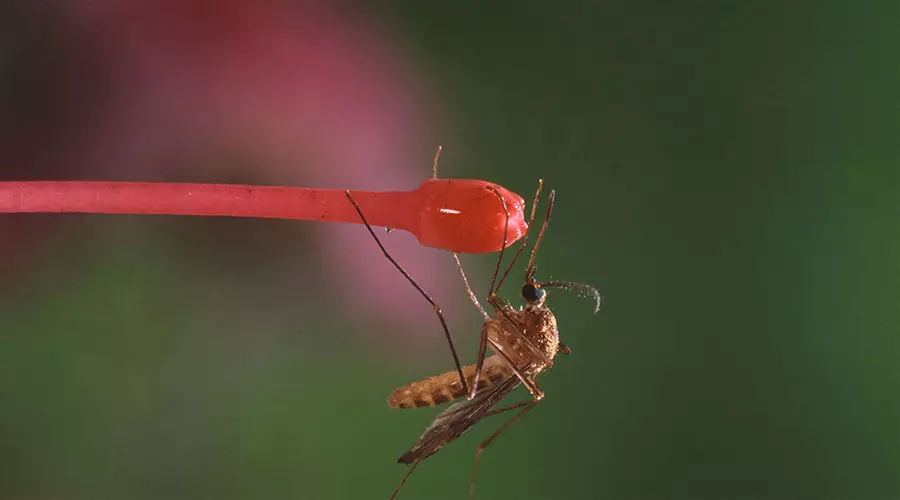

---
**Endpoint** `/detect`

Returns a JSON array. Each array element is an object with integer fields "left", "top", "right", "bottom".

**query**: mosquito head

[
  {"left": 490, "top": 186, "right": 601, "bottom": 315},
  {"left": 521, "top": 282, "right": 547, "bottom": 307}
]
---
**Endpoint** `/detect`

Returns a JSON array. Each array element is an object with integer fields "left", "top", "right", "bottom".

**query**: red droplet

[{"left": 408, "top": 179, "right": 527, "bottom": 254}]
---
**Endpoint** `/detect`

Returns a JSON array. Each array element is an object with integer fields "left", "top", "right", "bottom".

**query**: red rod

[{"left": 0, "top": 179, "right": 527, "bottom": 254}]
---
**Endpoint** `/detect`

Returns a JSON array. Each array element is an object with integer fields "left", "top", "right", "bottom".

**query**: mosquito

[{"left": 345, "top": 163, "right": 600, "bottom": 499}]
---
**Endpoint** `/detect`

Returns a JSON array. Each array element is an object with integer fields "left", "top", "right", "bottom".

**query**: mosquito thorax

[{"left": 488, "top": 298, "right": 560, "bottom": 371}]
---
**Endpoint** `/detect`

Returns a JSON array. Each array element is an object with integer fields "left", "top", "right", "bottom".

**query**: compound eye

[{"left": 522, "top": 284, "right": 545, "bottom": 302}]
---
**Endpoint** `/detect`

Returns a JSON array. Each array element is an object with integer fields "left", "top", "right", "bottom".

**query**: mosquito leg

[
  {"left": 486, "top": 293, "right": 508, "bottom": 310},
  {"left": 453, "top": 253, "right": 489, "bottom": 320},
  {"left": 486, "top": 187, "right": 511, "bottom": 296},
  {"left": 487, "top": 338, "right": 544, "bottom": 400},
  {"left": 480, "top": 399, "right": 533, "bottom": 418},
  {"left": 345, "top": 191, "right": 469, "bottom": 395},
  {"left": 390, "top": 458, "right": 422, "bottom": 500},
  {"left": 451, "top": 251, "right": 492, "bottom": 400},
  {"left": 431, "top": 145, "right": 442, "bottom": 178},
  {"left": 469, "top": 400, "right": 540, "bottom": 500},
  {"left": 524, "top": 189, "right": 556, "bottom": 283},
  {"left": 493, "top": 179, "right": 543, "bottom": 294},
  {"left": 467, "top": 322, "right": 491, "bottom": 400},
  {"left": 472, "top": 186, "right": 515, "bottom": 402}
]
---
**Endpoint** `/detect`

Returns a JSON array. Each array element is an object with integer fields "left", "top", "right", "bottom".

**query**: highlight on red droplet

[{"left": 0, "top": 178, "right": 528, "bottom": 254}]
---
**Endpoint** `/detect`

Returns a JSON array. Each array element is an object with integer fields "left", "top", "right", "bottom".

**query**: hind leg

[
  {"left": 469, "top": 400, "right": 540, "bottom": 499},
  {"left": 389, "top": 458, "right": 422, "bottom": 500}
]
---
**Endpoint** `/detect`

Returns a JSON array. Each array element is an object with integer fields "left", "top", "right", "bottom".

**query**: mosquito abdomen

[{"left": 389, "top": 356, "right": 511, "bottom": 409}]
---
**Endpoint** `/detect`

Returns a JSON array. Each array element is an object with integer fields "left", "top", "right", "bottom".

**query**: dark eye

[{"left": 522, "top": 284, "right": 545, "bottom": 302}]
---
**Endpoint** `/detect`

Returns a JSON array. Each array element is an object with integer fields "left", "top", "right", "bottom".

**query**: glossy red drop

[{"left": 408, "top": 179, "right": 527, "bottom": 254}]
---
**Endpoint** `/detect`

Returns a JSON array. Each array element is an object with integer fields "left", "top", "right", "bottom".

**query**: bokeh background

[{"left": 1, "top": 1, "right": 897, "bottom": 499}]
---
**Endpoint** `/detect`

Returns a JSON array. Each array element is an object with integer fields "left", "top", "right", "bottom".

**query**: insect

[{"left": 346, "top": 171, "right": 600, "bottom": 499}]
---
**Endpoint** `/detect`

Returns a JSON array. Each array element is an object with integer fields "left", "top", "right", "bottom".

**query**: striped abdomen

[{"left": 388, "top": 355, "right": 512, "bottom": 409}]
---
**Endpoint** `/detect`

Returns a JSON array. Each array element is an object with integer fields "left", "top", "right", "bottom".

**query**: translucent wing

[{"left": 397, "top": 373, "right": 523, "bottom": 464}]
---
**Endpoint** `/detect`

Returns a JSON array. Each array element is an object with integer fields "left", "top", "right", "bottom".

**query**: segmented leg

[
  {"left": 431, "top": 145, "right": 442, "bottom": 178},
  {"left": 524, "top": 189, "right": 556, "bottom": 283},
  {"left": 467, "top": 322, "right": 490, "bottom": 400},
  {"left": 345, "top": 191, "right": 469, "bottom": 395},
  {"left": 493, "top": 179, "right": 544, "bottom": 293},
  {"left": 487, "top": 338, "right": 543, "bottom": 400},
  {"left": 469, "top": 400, "right": 541, "bottom": 499},
  {"left": 453, "top": 252, "right": 490, "bottom": 320},
  {"left": 485, "top": 187, "right": 511, "bottom": 296},
  {"left": 390, "top": 458, "right": 421, "bottom": 500}
]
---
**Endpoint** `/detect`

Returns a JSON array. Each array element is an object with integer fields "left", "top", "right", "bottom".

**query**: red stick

[{"left": 0, "top": 179, "right": 527, "bottom": 254}]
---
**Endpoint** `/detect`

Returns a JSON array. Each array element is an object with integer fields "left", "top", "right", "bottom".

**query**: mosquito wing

[{"left": 397, "top": 374, "right": 522, "bottom": 464}]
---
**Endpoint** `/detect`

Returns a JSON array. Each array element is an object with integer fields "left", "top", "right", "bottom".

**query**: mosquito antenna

[
  {"left": 525, "top": 189, "right": 555, "bottom": 283},
  {"left": 494, "top": 179, "right": 544, "bottom": 294},
  {"left": 345, "top": 190, "right": 469, "bottom": 395},
  {"left": 538, "top": 280, "right": 602, "bottom": 313}
]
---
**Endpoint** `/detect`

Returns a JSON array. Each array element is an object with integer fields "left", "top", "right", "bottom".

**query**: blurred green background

[{"left": 1, "top": 1, "right": 897, "bottom": 499}]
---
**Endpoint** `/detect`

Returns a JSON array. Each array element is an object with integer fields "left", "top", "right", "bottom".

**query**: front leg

[
  {"left": 488, "top": 338, "right": 544, "bottom": 401},
  {"left": 468, "top": 322, "right": 490, "bottom": 400},
  {"left": 487, "top": 297, "right": 555, "bottom": 369}
]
